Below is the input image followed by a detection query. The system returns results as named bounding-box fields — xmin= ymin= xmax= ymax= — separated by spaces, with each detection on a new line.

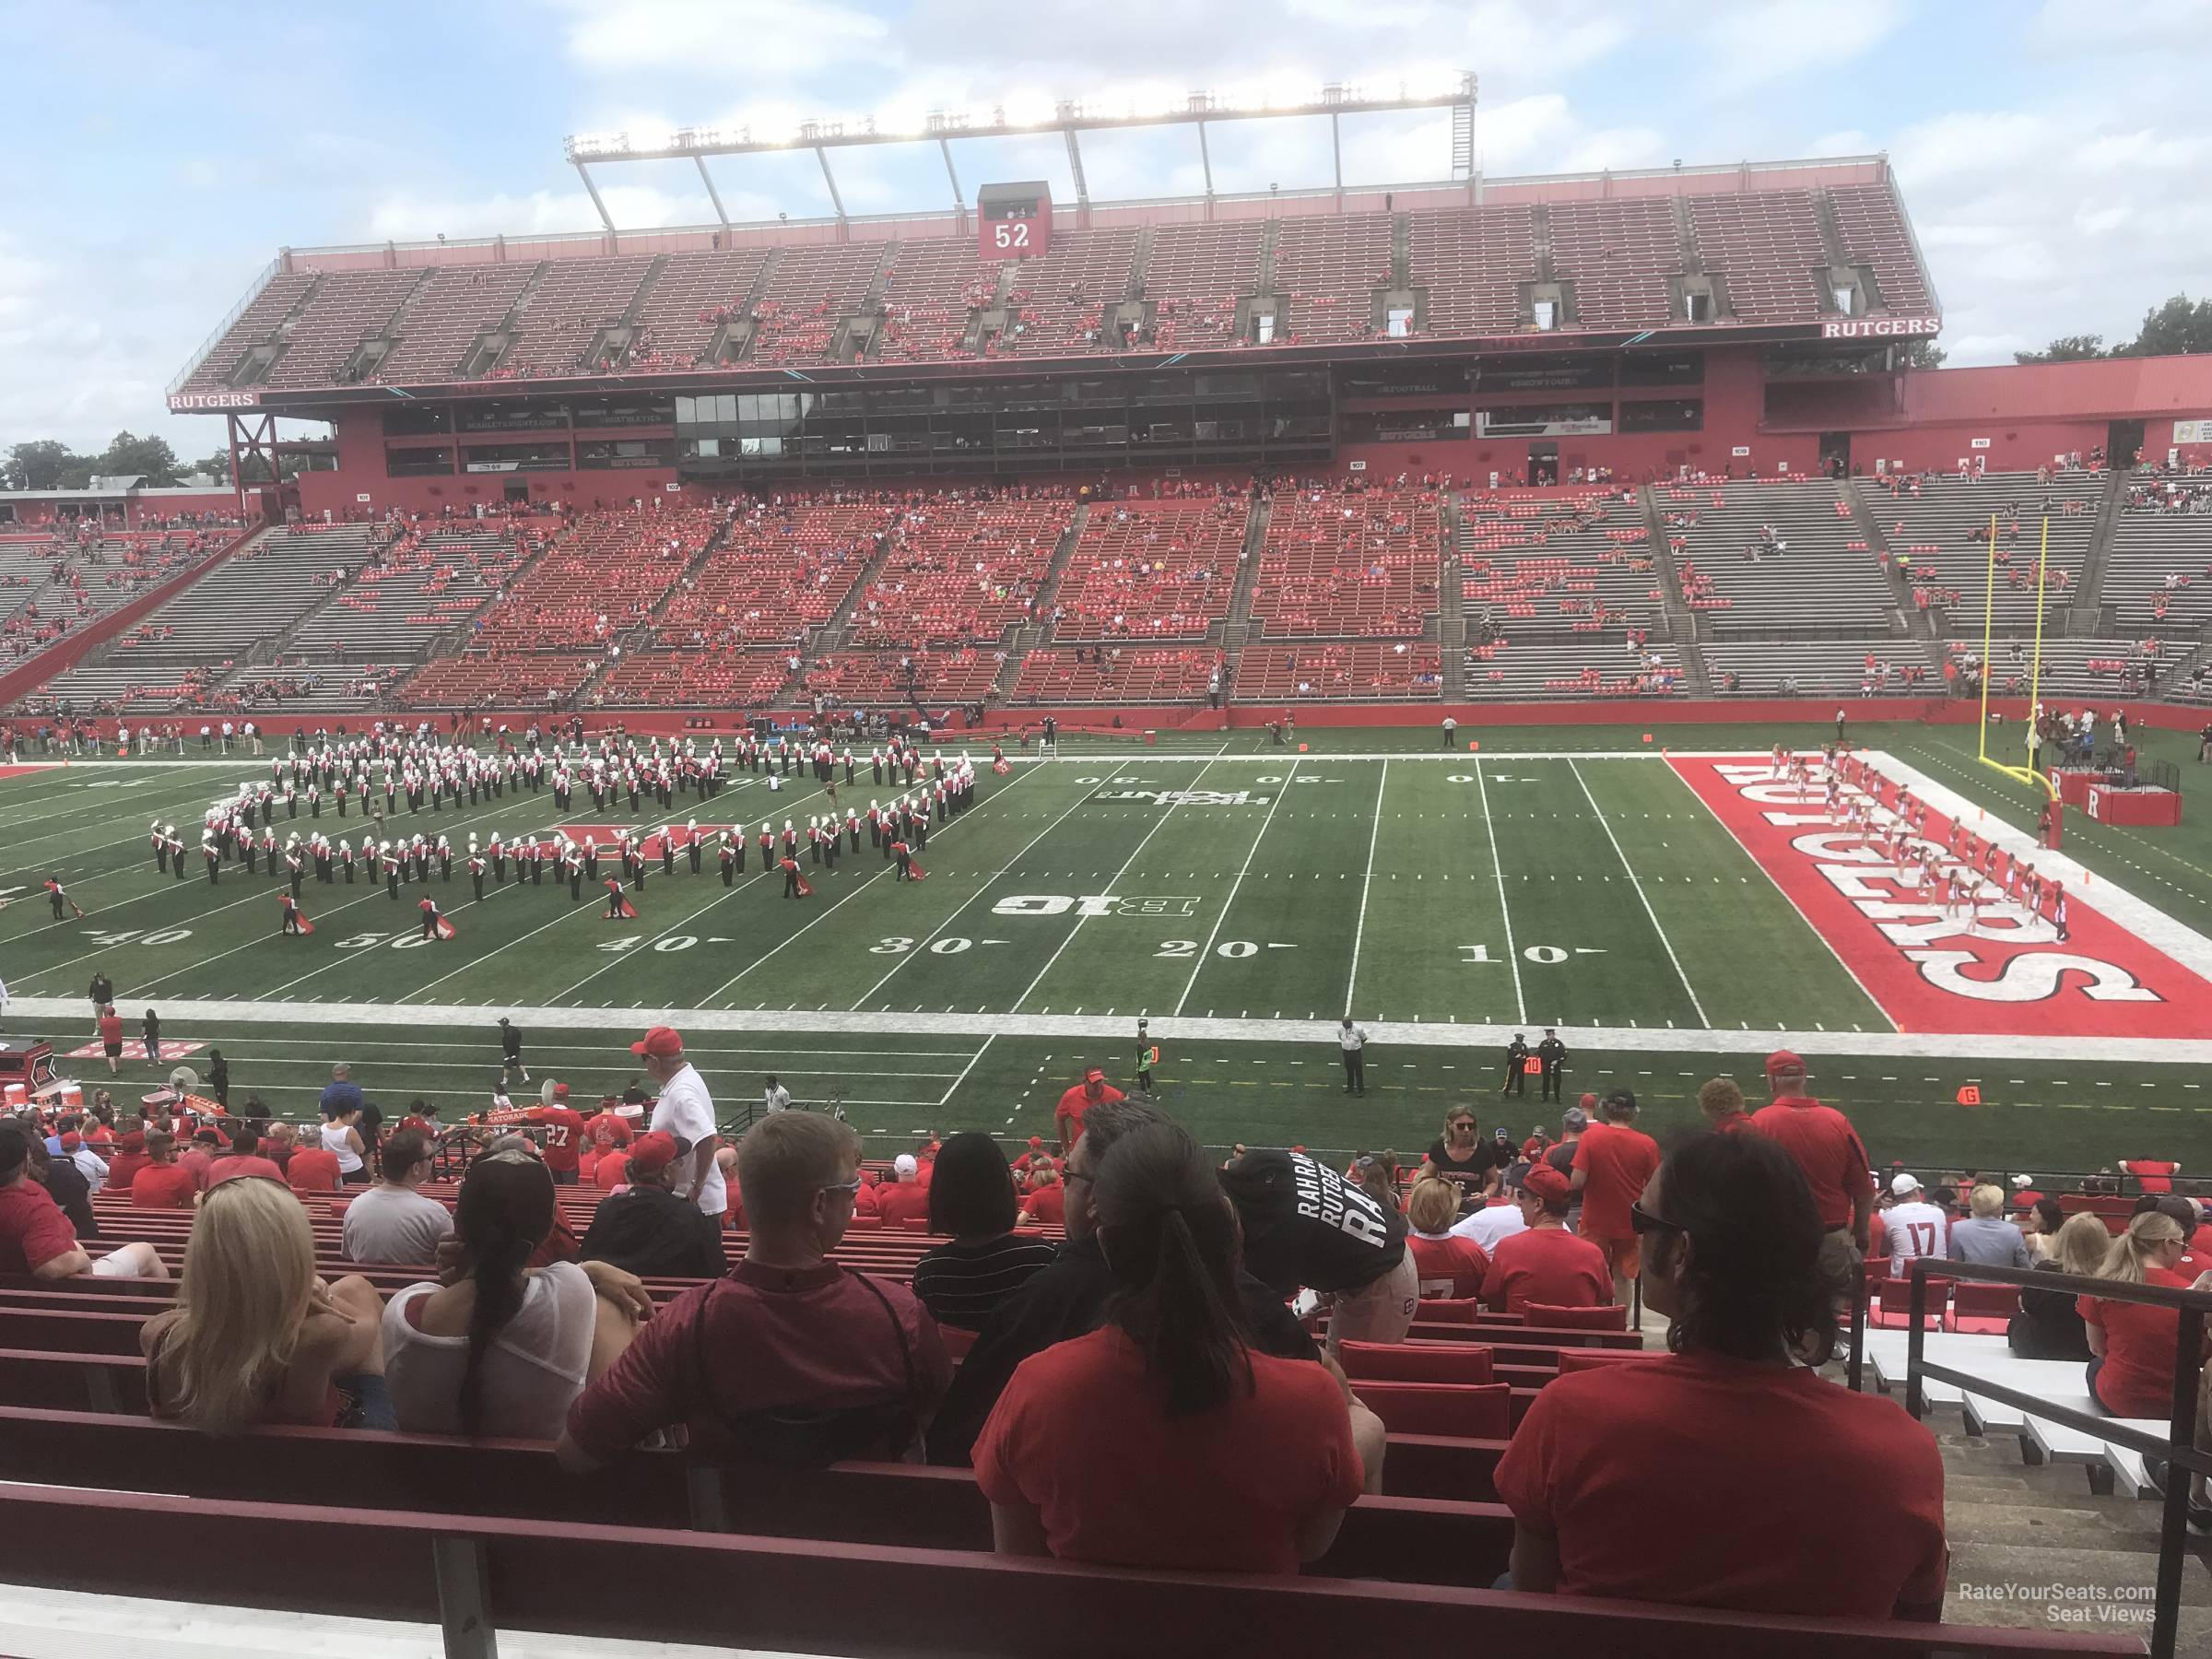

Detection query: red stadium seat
xmin=1352 ymin=1381 xmax=1512 ymax=1439
xmin=1337 ymin=1342 xmax=1496 ymax=1384
xmin=1946 ymin=1281 xmax=2019 ymax=1335
xmin=1555 ymin=1348 xmax=1667 ymax=1376
xmin=1522 ymin=1302 xmax=1629 ymax=1331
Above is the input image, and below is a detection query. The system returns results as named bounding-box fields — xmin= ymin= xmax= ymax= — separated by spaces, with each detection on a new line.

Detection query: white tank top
xmin=323 ymin=1122 xmax=363 ymax=1173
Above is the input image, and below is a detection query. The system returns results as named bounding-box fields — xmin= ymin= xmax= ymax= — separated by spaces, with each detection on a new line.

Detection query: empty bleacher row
xmin=1853 ymin=471 xmax=2097 ymax=632
xmin=1702 ymin=639 xmax=1940 ymax=698
xmin=589 ymin=649 xmax=793 ymax=710
xmin=1943 ymin=640 xmax=2176 ymax=703
xmin=0 ymin=527 xmax=222 ymax=669
xmin=797 ymin=649 xmax=1005 ymax=710
xmin=176 ymin=182 xmax=1936 ymax=393
xmin=1465 ymin=641 xmax=1683 ymax=700
xmin=1234 ymin=643 xmax=1440 ymax=700
xmin=1664 ymin=477 xmax=1898 ymax=636
xmin=1012 ymin=648 xmax=1217 ymax=703
xmin=1457 ymin=488 xmax=1664 ymax=639
xmin=1250 ymin=487 xmax=1441 ymax=637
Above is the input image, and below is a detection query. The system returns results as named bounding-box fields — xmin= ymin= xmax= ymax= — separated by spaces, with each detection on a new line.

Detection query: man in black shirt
xmin=88 ymin=971 xmax=113 ymax=1018
xmin=1500 ymin=1032 xmax=1529 ymax=1096
xmin=1535 ymin=1028 xmax=1568 ymax=1101
xmin=926 ymin=1098 xmax=1323 ymax=1468
xmin=579 ymin=1132 xmax=726 ymax=1279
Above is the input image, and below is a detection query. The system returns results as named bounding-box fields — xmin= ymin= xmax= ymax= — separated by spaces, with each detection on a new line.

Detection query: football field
xmin=4 ymin=718 xmax=2211 ymax=1175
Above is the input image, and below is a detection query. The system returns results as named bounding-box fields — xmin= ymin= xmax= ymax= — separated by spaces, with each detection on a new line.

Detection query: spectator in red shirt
xmin=131 ymin=1132 xmax=199 ymax=1210
xmin=1749 ymin=1051 xmax=1874 ymax=1294
xmin=0 ymin=1125 xmax=167 ymax=1280
xmin=142 ymin=1175 xmax=387 ymax=1430
xmin=286 ymin=1135 xmax=343 ymax=1195
xmin=178 ymin=1128 xmax=222 ymax=1190
xmin=558 ymin=1112 xmax=948 ymax=1472
xmin=1699 ymin=1077 xmax=1754 ymax=1134
xmin=875 ymin=1153 xmax=932 ymax=1228
xmin=1482 ymin=1163 xmax=1610 ymax=1315
xmin=1018 ymin=1163 xmax=1065 ymax=1228
xmin=585 ymin=1102 xmax=635 ymax=1155
xmin=104 ymin=1128 xmax=152 ymax=1195
xmin=2079 ymin=1210 xmax=2203 ymax=1414
xmin=1495 ymin=1128 xmax=1948 ymax=1619
xmin=593 ymin=1147 xmax=630 ymax=1191
xmin=1571 ymin=1089 xmax=1662 ymax=1307
xmin=528 ymin=1084 xmax=588 ymax=1186
xmin=2120 ymin=1157 xmax=2181 ymax=1194
xmin=96 ymin=1005 xmax=124 ymax=1075
xmin=974 ymin=1122 xmax=1364 ymax=1571
xmin=206 ymin=1121 xmax=286 ymax=1188
xmin=1406 ymin=1177 xmax=1489 ymax=1300
xmin=1054 ymin=1068 xmax=1123 ymax=1154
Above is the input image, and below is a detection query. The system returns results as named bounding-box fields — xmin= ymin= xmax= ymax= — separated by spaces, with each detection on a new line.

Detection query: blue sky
xmin=3 ymin=0 xmax=2207 ymax=459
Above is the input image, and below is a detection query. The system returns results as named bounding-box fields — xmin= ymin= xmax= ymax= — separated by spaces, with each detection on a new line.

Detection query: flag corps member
xmin=779 ymin=854 xmax=813 ymax=899
xmin=279 ymin=893 xmax=314 ymax=935
xmin=604 ymin=877 xmax=637 ymax=920
xmin=417 ymin=898 xmax=457 ymax=941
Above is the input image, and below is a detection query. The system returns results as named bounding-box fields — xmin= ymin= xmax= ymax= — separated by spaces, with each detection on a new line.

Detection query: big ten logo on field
xmin=992 ymin=895 xmax=1201 ymax=918
xmin=1088 ymin=788 xmax=1270 ymax=807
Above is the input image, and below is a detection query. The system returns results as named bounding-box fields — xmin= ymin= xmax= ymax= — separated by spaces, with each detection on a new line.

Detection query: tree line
xmin=2014 ymin=293 xmax=2212 ymax=364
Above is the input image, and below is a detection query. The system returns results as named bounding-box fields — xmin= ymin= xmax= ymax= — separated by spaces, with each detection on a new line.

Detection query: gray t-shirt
xmin=1946 ymin=1216 xmax=2030 ymax=1271
xmin=342 ymin=1183 xmax=455 ymax=1265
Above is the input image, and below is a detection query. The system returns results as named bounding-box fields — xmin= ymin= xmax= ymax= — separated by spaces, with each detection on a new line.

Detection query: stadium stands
xmin=1464 ymin=641 xmax=1684 ymax=700
xmin=652 ymin=499 xmax=891 ymax=650
xmin=1829 ymin=182 xmax=1933 ymax=314
xmin=1406 ymin=206 xmax=1532 ymax=337
xmin=1140 ymin=222 xmax=1264 ymax=349
xmin=873 ymin=240 xmax=997 ymax=364
xmin=471 ymin=504 xmax=722 ymax=652
xmin=1687 ymin=191 xmax=1826 ymax=323
xmin=1664 ymin=478 xmax=1898 ymax=636
xmin=1249 ymin=487 xmax=1441 ymax=638
xmin=261 ymin=269 xmax=419 ymax=389
xmin=799 ymin=649 xmax=1005 ymax=710
xmin=1001 ymin=229 xmax=1137 ymax=357
xmin=848 ymin=500 xmax=1071 ymax=646
xmin=1944 ymin=639 xmax=2174 ymax=703
xmin=1270 ymin=214 xmax=1390 ymax=345
xmin=2108 ymin=478 xmax=2212 ymax=634
xmin=614 ymin=247 xmax=770 ymax=370
xmin=1049 ymin=498 xmax=1245 ymax=641
xmin=491 ymin=255 xmax=655 ymax=379
xmin=0 ymin=527 xmax=223 ymax=669
xmin=369 ymin=263 xmax=538 ymax=384
xmin=396 ymin=651 xmax=597 ymax=709
xmin=1456 ymin=489 xmax=1664 ymax=639
xmin=590 ymin=649 xmax=793 ymax=709
xmin=1853 ymin=471 xmax=2096 ymax=632
xmin=1547 ymin=198 xmax=1678 ymax=330
xmin=1234 ymin=642 xmax=1441 ymax=700
xmin=749 ymin=242 xmax=885 ymax=366
xmin=1703 ymin=639 xmax=1940 ymax=698
xmin=1012 ymin=647 xmax=1218 ymax=703
xmin=109 ymin=524 xmax=367 ymax=665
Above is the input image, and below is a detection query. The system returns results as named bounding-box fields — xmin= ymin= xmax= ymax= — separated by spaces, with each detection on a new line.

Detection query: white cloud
xmin=1701 ymin=0 xmax=1904 ymax=90
xmin=548 ymin=0 xmax=894 ymax=79
xmin=366 ymin=184 xmax=717 ymax=241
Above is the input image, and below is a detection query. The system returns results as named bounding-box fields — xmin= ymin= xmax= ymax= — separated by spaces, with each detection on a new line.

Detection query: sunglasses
xmin=818 ymin=1176 xmax=864 ymax=1195
xmin=1630 ymin=1201 xmax=1684 ymax=1237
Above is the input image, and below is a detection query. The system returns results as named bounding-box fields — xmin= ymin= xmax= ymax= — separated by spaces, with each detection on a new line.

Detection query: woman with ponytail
xmin=382 ymin=1147 xmax=650 ymax=1438
xmin=1493 ymin=1128 xmax=1949 ymax=1619
xmin=972 ymin=1122 xmax=1364 ymax=1571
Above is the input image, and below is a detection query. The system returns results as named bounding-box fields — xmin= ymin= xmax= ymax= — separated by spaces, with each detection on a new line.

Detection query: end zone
xmin=1669 ymin=752 xmax=2212 ymax=1040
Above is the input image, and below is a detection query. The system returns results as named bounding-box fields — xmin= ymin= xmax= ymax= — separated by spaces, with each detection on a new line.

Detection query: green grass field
xmin=3 ymin=716 xmax=2209 ymax=1178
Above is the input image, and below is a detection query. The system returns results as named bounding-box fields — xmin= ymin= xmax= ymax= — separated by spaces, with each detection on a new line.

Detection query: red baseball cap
xmin=1765 ymin=1050 xmax=1807 ymax=1079
xmin=1520 ymin=1162 xmax=1572 ymax=1205
xmin=630 ymin=1026 xmax=684 ymax=1058
xmin=59 ymin=1133 xmax=81 ymax=1152
xmin=550 ymin=1082 xmax=570 ymax=1100
xmin=627 ymin=1131 xmax=680 ymax=1176
xmin=1027 ymin=1135 xmax=1043 ymax=1149
xmin=1578 ymin=1093 xmax=1598 ymax=1112
xmin=1083 ymin=1068 xmax=1105 ymax=1084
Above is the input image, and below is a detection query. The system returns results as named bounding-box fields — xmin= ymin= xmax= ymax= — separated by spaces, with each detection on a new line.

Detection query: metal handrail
xmin=1904 ymin=1256 xmax=2208 ymax=1659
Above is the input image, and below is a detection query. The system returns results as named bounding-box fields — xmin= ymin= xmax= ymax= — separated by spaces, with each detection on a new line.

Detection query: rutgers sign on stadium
xmin=1819 ymin=316 xmax=1940 ymax=339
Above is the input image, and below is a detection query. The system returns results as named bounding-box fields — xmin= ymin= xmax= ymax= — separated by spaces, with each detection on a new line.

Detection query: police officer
xmin=1535 ymin=1028 xmax=1568 ymax=1102
xmin=1501 ymin=1032 xmax=1530 ymax=1097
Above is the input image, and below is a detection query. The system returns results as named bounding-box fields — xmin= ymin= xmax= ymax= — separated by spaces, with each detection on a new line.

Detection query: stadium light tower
xmin=562 ymin=72 xmax=1478 ymax=234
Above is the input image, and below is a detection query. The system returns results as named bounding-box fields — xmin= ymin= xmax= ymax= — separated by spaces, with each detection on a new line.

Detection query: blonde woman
xmin=2077 ymin=1211 xmax=2196 ymax=1418
xmin=140 ymin=1177 xmax=390 ymax=1431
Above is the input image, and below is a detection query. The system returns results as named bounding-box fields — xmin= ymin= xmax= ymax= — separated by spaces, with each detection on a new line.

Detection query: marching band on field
xmin=148 ymin=726 xmax=982 ymax=934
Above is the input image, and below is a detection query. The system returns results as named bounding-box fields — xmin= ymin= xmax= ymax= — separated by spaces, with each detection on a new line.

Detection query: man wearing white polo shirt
xmin=633 ymin=1026 xmax=724 ymax=1221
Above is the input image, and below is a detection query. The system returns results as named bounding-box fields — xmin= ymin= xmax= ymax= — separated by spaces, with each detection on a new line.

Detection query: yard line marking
xmin=700 ymin=766 xmax=1045 ymax=1007
xmin=1012 ymin=755 xmax=1225 ymax=1012
xmin=938 ymin=1033 xmax=996 ymax=1108
xmin=853 ymin=766 xmax=1087 ymax=1008
xmin=1570 ymin=759 xmax=1708 ymax=1028
xmin=1177 ymin=757 xmax=1299 ymax=1017
xmin=1340 ymin=760 xmax=1388 ymax=1018
xmin=1474 ymin=760 xmax=1525 ymax=1023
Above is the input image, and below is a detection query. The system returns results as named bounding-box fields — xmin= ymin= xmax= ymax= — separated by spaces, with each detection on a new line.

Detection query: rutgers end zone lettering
xmin=1669 ymin=755 xmax=2212 ymax=1039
